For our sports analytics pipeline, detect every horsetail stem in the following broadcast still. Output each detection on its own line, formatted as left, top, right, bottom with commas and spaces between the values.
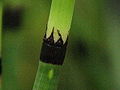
33, 0, 75, 90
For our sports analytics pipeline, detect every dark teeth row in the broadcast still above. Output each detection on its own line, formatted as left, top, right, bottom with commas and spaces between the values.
40, 26, 68, 65
44, 27, 66, 47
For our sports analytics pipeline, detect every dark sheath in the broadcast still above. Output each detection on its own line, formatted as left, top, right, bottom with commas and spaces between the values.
40, 28, 68, 65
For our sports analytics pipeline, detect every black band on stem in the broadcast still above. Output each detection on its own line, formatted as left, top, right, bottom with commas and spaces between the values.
40, 27, 68, 65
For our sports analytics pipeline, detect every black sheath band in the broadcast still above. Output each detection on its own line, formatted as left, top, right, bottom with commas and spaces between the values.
40, 41, 67, 65
40, 28, 68, 65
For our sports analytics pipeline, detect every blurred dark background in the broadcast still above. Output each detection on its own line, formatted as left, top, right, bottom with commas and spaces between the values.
0, 0, 120, 90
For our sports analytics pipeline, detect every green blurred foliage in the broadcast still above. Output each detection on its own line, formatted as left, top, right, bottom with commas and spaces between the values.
0, 1, 2, 57
0, 1, 2, 87
1, 0, 120, 90
3, 0, 51, 90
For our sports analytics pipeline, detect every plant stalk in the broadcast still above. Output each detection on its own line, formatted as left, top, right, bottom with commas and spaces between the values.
33, 0, 75, 90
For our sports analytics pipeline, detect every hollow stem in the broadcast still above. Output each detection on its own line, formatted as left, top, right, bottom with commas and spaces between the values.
33, 0, 75, 90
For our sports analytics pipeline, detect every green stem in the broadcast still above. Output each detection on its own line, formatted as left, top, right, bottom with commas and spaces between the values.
33, 62, 61, 90
33, 0, 75, 90
47, 0, 75, 43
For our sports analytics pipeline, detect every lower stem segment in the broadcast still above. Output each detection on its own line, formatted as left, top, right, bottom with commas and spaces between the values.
33, 61, 61, 90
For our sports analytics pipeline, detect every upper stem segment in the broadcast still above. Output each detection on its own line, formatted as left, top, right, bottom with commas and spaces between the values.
46, 0, 75, 43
